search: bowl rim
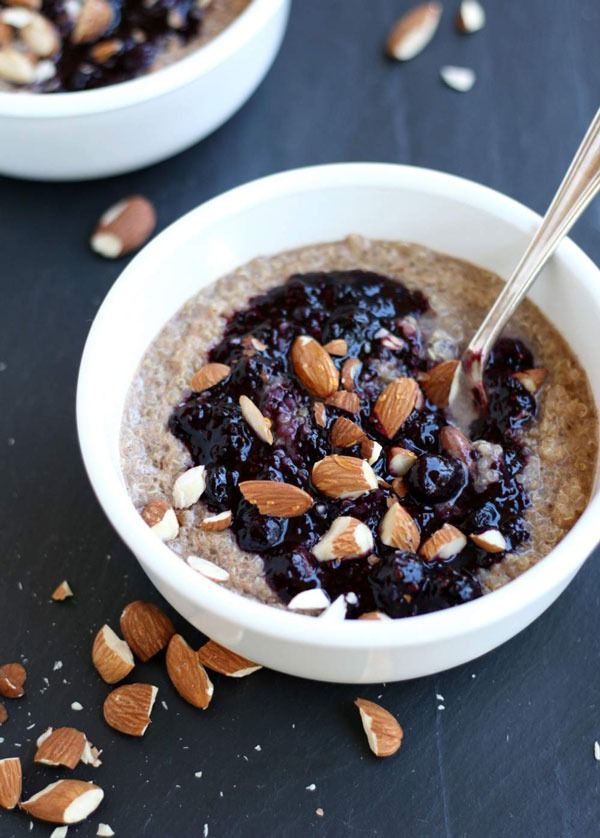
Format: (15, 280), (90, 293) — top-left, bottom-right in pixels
(0, 0), (284, 119)
(77, 162), (600, 650)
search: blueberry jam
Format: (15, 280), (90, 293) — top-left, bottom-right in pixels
(169, 271), (540, 619)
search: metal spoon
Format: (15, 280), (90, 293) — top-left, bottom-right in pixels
(449, 107), (600, 432)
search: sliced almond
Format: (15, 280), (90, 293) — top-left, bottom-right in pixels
(420, 523), (466, 560)
(199, 510), (232, 532)
(323, 338), (348, 356)
(196, 640), (261, 677)
(166, 634), (214, 710)
(0, 757), (21, 810)
(313, 401), (327, 428)
(291, 335), (339, 398)
(372, 377), (419, 439)
(172, 464), (206, 509)
(141, 500), (179, 541)
(330, 416), (365, 448)
(239, 395), (273, 445)
(440, 65), (476, 93)
(456, 0), (485, 33)
(386, 1), (442, 62)
(21, 779), (103, 824)
(439, 425), (474, 466)
(422, 360), (459, 407)
(379, 503), (420, 551)
(120, 601), (175, 662)
(287, 588), (331, 612)
(312, 455), (378, 499)
(358, 611), (392, 622)
(71, 0), (113, 44)
(34, 727), (86, 770)
(391, 477), (408, 498)
(360, 437), (382, 465)
(92, 624), (135, 684)
(239, 480), (313, 517)
(355, 698), (403, 757)
(388, 446), (417, 476)
(312, 516), (374, 562)
(0, 663), (26, 698)
(341, 357), (361, 391)
(470, 529), (507, 553)
(51, 580), (73, 601)
(325, 390), (361, 414)
(513, 368), (547, 394)
(0, 47), (35, 84)
(90, 195), (155, 258)
(0, 703), (7, 724)
(21, 11), (59, 56)
(190, 362), (231, 392)
(186, 555), (230, 582)
(103, 683), (157, 737)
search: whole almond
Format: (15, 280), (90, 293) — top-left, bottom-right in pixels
(51, 580), (73, 601)
(20, 779), (104, 824)
(239, 480), (313, 517)
(355, 698), (403, 757)
(239, 395), (273, 444)
(120, 601), (175, 662)
(312, 516), (374, 562)
(422, 360), (459, 407)
(200, 510), (232, 532)
(341, 357), (361, 391)
(0, 757), (21, 810)
(323, 338), (348, 356)
(420, 523), (466, 561)
(291, 335), (339, 398)
(190, 362), (231, 392)
(330, 416), (365, 448)
(103, 683), (157, 737)
(513, 368), (547, 394)
(34, 727), (86, 770)
(386, 2), (442, 62)
(379, 503), (420, 551)
(92, 624), (135, 684)
(372, 377), (419, 439)
(71, 0), (113, 44)
(391, 477), (408, 498)
(165, 634), (214, 709)
(325, 390), (360, 414)
(197, 640), (261, 677)
(90, 195), (156, 258)
(312, 455), (378, 499)
(0, 663), (26, 698)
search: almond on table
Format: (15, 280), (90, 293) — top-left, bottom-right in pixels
(196, 640), (261, 678)
(119, 601), (175, 662)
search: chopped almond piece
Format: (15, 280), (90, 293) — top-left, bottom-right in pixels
(92, 624), (135, 684)
(103, 683), (157, 737)
(200, 510), (232, 532)
(291, 335), (339, 398)
(165, 634), (214, 709)
(388, 446), (417, 476)
(341, 357), (361, 391)
(120, 601), (175, 662)
(51, 580), (73, 601)
(312, 516), (374, 562)
(355, 699), (403, 757)
(312, 455), (378, 500)
(172, 464), (206, 508)
(379, 503), (420, 551)
(513, 368), (547, 394)
(20, 779), (103, 824)
(360, 437), (382, 465)
(34, 727), (86, 770)
(0, 663), (26, 699)
(373, 378), (419, 438)
(421, 360), (459, 407)
(325, 390), (360, 414)
(239, 395), (273, 444)
(239, 480), (313, 517)
(323, 338), (348, 356)
(0, 703), (7, 724)
(313, 401), (327, 428)
(0, 757), (21, 810)
(190, 362), (230, 393)
(470, 529), (507, 553)
(420, 524), (466, 561)
(196, 640), (261, 677)
(330, 416), (365, 448)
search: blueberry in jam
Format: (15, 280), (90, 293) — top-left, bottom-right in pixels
(168, 271), (541, 619)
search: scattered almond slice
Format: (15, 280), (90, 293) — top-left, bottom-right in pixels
(103, 683), (157, 737)
(386, 1), (442, 62)
(287, 588), (331, 612)
(239, 395), (273, 445)
(97, 824), (115, 837)
(421, 360), (459, 407)
(190, 362), (231, 393)
(92, 624), (135, 684)
(20, 779), (104, 825)
(312, 455), (378, 499)
(323, 338), (348, 356)
(470, 529), (507, 553)
(172, 464), (206, 509)
(373, 377), (419, 438)
(0, 757), (21, 810)
(291, 335), (339, 398)
(355, 698), (403, 757)
(120, 601), (175, 662)
(166, 635), (214, 710)
(513, 368), (547, 393)
(440, 65), (476, 92)
(341, 357), (361, 391)
(199, 510), (232, 532)
(388, 446), (417, 476)
(90, 194), (154, 257)
(0, 663), (26, 698)
(313, 401), (327, 428)
(51, 580), (73, 601)
(312, 516), (374, 562)
(34, 728), (86, 770)
(360, 438), (382, 465)
(456, 0), (485, 33)
(358, 611), (392, 622)
(80, 739), (102, 769)
(140, 500), (179, 541)
(420, 523), (466, 560)
(239, 480), (313, 517)
(186, 556), (230, 582)
(196, 640), (261, 677)
(330, 416), (365, 448)
(0, 702), (7, 724)
(325, 390), (361, 414)
(379, 503), (420, 551)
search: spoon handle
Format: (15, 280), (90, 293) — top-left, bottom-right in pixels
(463, 107), (600, 377)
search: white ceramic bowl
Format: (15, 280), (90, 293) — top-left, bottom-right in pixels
(0, 0), (290, 181)
(77, 163), (600, 683)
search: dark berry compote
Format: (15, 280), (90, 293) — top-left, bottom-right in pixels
(169, 270), (547, 620)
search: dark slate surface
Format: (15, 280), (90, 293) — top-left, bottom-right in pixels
(1, 1), (599, 835)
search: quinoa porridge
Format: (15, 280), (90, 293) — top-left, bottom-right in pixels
(121, 236), (598, 619)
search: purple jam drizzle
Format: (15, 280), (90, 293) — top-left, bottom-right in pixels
(169, 271), (538, 618)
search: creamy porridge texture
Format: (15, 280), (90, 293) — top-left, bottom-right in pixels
(121, 236), (598, 617)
